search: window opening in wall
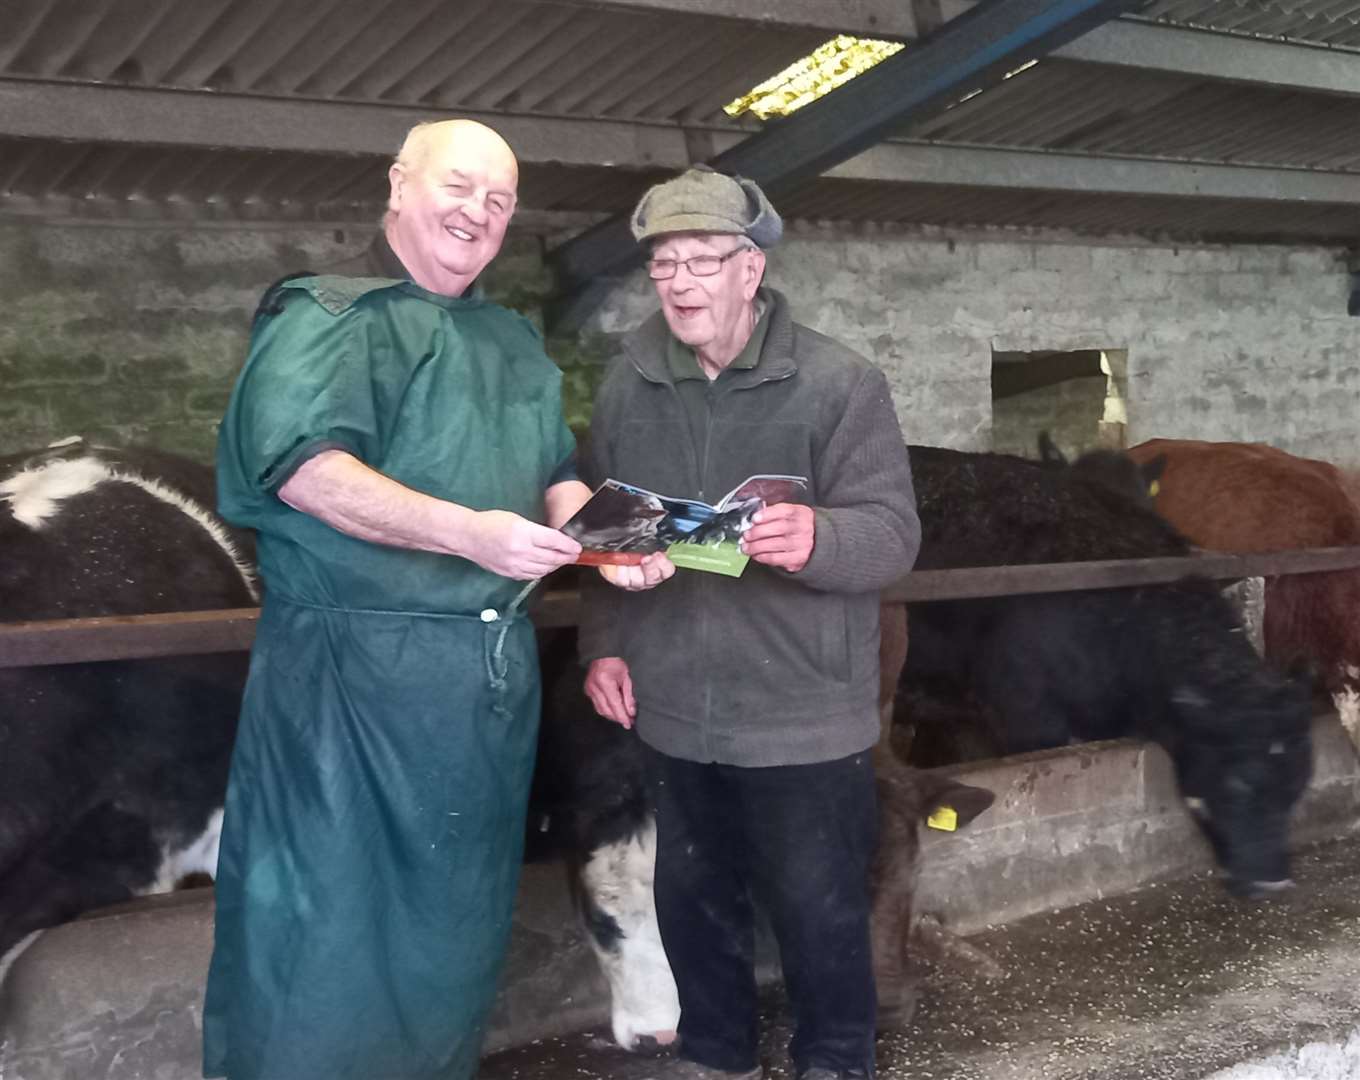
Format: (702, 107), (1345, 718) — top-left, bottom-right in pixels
(990, 348), (1129, 460)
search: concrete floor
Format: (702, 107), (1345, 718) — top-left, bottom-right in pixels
(479, 834), (1360, 1080)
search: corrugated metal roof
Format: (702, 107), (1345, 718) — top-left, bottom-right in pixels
(1139, 0), (1360, 48)
(908, 57), (1360, 171)
(0, 137), (372, 211)
(0, 0), (821, 127)
(0, 135), (666, 221)
(2, 0), (1360, 243)
(778, 176), (1360, 241)
(6, 135), (1357, 245)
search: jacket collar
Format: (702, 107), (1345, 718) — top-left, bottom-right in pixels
(624, 286), (797, 386)
(328, 231), (486, 298)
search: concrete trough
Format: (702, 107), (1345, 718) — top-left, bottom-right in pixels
(3, 713), (1357, 1080)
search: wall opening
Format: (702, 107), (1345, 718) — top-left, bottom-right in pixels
(990, 348), (1129, 460)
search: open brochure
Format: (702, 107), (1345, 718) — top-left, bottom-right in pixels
(561, 474), (809, 577)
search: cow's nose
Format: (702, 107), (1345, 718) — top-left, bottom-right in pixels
(630, 1031), (677, 1055)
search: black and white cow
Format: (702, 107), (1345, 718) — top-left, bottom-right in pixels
(533, 617), (996, 1049)
(0, 439), (995, 1053)
(532, 622), (679, 1051)
(896, 445), (1314, 898)
(0, 438), (256, 963)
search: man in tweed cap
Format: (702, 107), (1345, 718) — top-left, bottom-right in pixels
(580, 165), (921, 1080)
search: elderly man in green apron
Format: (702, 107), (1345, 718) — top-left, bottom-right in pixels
(203, 120), (613, 1080)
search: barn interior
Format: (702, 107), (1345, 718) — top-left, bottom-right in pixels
(3, 0), (1360, 1077)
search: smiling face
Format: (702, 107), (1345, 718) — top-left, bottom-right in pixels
(385, 120), (518, 296)
(650, 232), (764, 373)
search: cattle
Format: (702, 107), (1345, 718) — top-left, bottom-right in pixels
(1037, 430), (1166, 510)
(1, 440), (995, 1058)
(1127, 439), (1360, 713)
(896, 445), (1314, 899)
(534, 618), (996, 1048)
(0, 437), (256, 964)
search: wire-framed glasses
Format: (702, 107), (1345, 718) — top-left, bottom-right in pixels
(646, 246), (752, 280)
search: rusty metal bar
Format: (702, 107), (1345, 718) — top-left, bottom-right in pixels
(4, 546), (1360, 669)
(881, 546), (1360, 603)
(0, 608), (262, 669)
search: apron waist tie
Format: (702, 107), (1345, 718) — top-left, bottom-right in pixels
(484, 578), (541, 718)
(272, 578), (543, 722)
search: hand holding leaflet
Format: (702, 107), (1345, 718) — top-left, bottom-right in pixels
(560, 474), (808, 577)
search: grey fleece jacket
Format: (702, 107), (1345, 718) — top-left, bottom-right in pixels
(578, 288), (921, 766)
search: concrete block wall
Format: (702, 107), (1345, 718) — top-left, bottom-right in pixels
(0, 222), (582, 463)
(0, 223), (372, 462)
(591, 226), (1360, 463)
(3, 217), (1357, 467)
(916, 714), (1360, 934)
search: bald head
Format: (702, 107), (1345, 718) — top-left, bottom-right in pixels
(385, 119), (519, 296)
(393, 119), (519, 185)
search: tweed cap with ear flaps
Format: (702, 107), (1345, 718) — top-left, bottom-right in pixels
(630, 164), (783, 248)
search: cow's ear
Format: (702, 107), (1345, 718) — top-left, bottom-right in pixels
(1141, 454), (1168, 489)
(1037, 431), (1067, 467)
(921, 777), (995, 830)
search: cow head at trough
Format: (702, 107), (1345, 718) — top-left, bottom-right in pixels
(870, 760), (995, 1029)
(903, 444), (1315, 904)
(1161, 632), (1314, 898)
(536, 612), (998, 1053)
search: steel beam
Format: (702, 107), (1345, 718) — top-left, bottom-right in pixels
(0, 77), (706, 169)
(0, 192), (607, 232)
(549, 0), (919, 37)
(6, 82), (1357, 215)
(550, 0), (1147, 300)
(833, 140), (1360, 203)
(1054, 19), (1360, 96)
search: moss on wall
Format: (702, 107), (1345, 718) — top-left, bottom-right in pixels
(0, 222), (616, 464)
(0, 222), (361, 463)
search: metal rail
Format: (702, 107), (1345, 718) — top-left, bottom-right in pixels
(4, 545), (1359, 670)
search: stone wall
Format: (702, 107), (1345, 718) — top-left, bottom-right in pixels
(0, 221), (598, 463)
(0, 222), (367, 463)
(592, 224), (1360, 464)
(3, 218), (1357, 467)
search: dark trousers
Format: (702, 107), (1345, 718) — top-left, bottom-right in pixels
(643, 745), (878, 1077)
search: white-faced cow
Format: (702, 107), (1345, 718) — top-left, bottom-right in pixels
(533, 619), (995, 1050)
(896, 445), (1314, 900)
(0, 438), (256, 964)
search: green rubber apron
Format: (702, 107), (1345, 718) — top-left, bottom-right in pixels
(205, 277), (575, 1080)
(203, 590), (538, 1080)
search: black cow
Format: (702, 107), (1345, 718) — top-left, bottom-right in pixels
(530, 619), (679, 1051)
(0, 438), (256, 963)
(1036, 430), (1166, 509)
(897, 445), (1314, 898)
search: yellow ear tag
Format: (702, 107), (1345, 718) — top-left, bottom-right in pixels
(1149, 480), (1161, 497)
(927, 805), (958, 832)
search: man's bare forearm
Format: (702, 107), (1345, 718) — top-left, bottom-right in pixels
(278, 450), (479, 556)
(545, 480), (592, 529)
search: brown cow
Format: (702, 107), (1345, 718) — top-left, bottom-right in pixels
(1127, 439), (1360, 716)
